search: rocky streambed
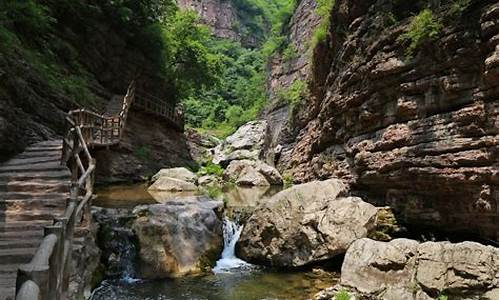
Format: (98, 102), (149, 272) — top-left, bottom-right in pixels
(86, 121), (498, 300)
(89, 183), (339, 300)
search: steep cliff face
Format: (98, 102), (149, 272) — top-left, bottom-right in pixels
(94, 109), (194, 184)
(0, 2), (195, 176)
(177, 0), (239, 41)
(0, 3), (170, 161)
(263, 0), (320, 165)
(272, 0), (499, 239)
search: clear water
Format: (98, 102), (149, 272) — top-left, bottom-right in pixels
(91, 269), (337, 300)
(92, 183), (338, 300)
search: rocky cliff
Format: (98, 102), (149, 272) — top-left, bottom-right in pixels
(263, 0), (321, 164)
(267, 0), (499, 240)
(177, 0), (239, 41)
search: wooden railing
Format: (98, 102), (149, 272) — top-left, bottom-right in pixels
(134, 90), (184, 131)
(14, 82), (136, 300)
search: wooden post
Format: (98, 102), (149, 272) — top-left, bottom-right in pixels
(45, 224), (63, 300)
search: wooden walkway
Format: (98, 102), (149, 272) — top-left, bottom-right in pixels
(0, 140), (69, 300)
(1, 81), (183, 300)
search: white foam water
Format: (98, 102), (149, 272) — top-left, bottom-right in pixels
(213, 217), (252, 273)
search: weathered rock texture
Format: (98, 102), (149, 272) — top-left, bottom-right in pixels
(69, 224), (102, 299)
(151, 167), (197, 183)
(132, 198), (223, 278)
(94, 109), (194, 184)
(185, 128), (220, 163)
(263, 0), (321, 165)
(269, 0), (499, 240)
(341, 238), (499, 299)
(177, 0), (239, 41)
(237, 179), (379, 267)
(224, 159), (283, 186)
(213, 120), (268, 166)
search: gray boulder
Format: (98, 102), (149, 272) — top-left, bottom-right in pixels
(151, 167), (197, 183)
(236, 179), (378, 267)
(132, 197), (223, 278)
(148, 177), (198, 192)
(224, 159), (283, 186)
(213, 120), (267, 166)
(341, 238), (499, 299)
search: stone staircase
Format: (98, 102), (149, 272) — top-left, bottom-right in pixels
(0, 140), (70, 300)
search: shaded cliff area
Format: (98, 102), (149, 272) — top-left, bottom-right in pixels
(0, 1), (195, 180)
(266, 0), (499, 240)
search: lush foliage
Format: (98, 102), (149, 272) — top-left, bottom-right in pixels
(182, 38), (266, 137)
(334, 289), (351, 300)
(197, 162), (224, 177)
(0, 0), (223, 109)
(399, 9), (442, 56)
(450, 0), (471, 15)
(277, 79), (308, 106)
(311, 0), (336, 47)
(231, 0), (296, 45)
(0, 0), (298, 138)
(159, 10), (223, 99)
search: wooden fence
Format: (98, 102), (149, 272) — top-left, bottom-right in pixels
(14, 80), (182, 300)
(14, 82), (136, 300)
(134, 90), (184, 131)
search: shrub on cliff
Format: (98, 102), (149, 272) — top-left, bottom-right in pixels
(399, 9), (442, 56)
(311, 0), (336, 48)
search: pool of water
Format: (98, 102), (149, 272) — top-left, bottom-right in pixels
(94, 183), (282, 210)
(91, 269), (338, 300)
(92, 183), (337, 300)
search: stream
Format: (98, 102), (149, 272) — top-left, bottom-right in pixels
(90, 184), (339, 300)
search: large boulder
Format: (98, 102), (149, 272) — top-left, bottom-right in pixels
(236, 179), (378, 267)
(148, 177), (198, 192)
(132, 197), (223, 278)
(151, 167), (197, 183)
(224, 160), (283, 186)
(341, 238), (499, 299)
(213, 120), (267, 166)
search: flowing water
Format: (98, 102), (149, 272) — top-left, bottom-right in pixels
(212, 218), (252, 273)
(91, 184), (339, 300)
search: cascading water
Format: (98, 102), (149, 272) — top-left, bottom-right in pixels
(212, 217), (252, 273)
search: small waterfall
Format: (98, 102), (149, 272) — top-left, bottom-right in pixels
(213, 217), (251, 273)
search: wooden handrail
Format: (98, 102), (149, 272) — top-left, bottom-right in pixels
(15, 81), (137, 300)
(134, 90), (184, 131)
(14, 79), (184, 299)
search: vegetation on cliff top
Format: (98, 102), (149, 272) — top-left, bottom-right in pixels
(0, 0), (223, 107)
(182, 0), (297, 137)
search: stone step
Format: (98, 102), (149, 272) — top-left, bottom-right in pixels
(0, 170), (70, 181)
(0, 161), (66, 173)
(0, 264), (18, 274)
(0, 287), (15, 300)
(0, 191), (68, 201)
(2, 155), (62, 167)
(15, 150), (62, 159)
(0, 197), (66, 211)
(0, 221), (52, 233)
(29, 140), (62, 147)
(0, 239), (42, 250)
(0, 180), (70, 193)
(0, 211), (62, 222)
(24, 144), (62, 151)
(0, 248), (37, 264)
(0, 230), (43, 241)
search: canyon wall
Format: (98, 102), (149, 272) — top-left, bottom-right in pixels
(263, 0), (320, 165)
(177, 0), (239, 41)
(268, 0), (499, 240)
